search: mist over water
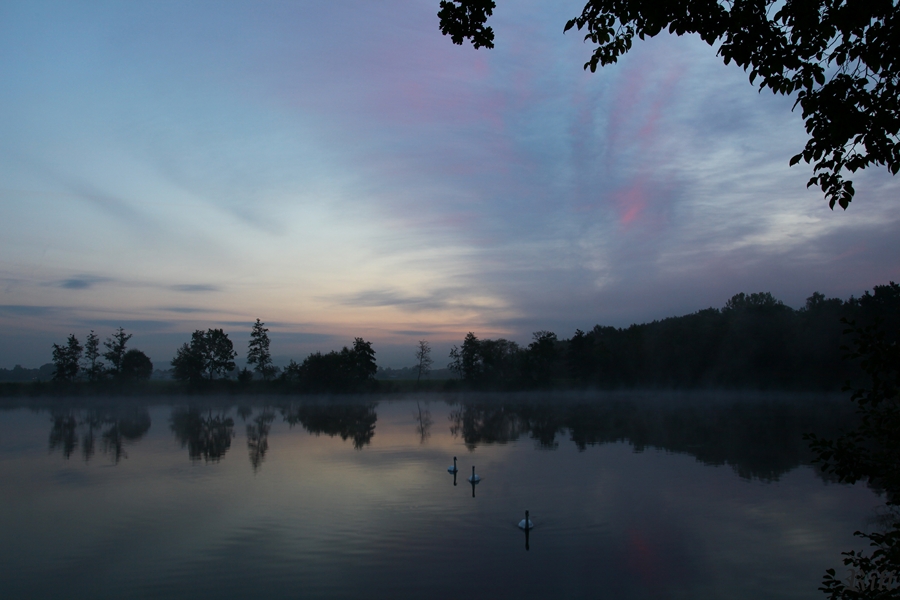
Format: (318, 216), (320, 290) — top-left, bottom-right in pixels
(0, 392), (882, 599)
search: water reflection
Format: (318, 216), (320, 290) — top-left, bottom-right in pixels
(448, 397), (852, 481)
(246, 409), (275, 471)
(48, 407), (151, 463)
(170, 407), (235, 462)
(281, 401), (377, 450)
(413, 400), (432, 443)
(48, 412), (77, 458)
(37, 395), (853, 482)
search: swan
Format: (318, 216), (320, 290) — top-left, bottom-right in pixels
(518, 510), (533, 530)
(468, 465), (481, 483)
(448, 456), (458, 474)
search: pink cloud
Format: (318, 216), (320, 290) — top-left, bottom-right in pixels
(613, 178), (649, 226)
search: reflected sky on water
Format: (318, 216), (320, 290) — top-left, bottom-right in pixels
(0, 393), (885, 599)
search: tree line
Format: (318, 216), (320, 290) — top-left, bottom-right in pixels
(48, 318), (380, 393)
(44, 282), (898, 393)
(448, 283), (900, 391)
(49, 327), (153, 383)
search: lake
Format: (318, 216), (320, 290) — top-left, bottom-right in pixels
(0, 392), (884, 599)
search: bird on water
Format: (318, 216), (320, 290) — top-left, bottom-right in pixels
(468, 466), (481, 483)
(518, 510), (533, 530)
(448, 456), (458, 474)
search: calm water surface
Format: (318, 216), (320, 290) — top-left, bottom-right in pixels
(0, 393), (884, 599)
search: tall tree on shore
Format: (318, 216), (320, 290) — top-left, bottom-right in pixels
(247, 319), (276, 381)
(82, 330), (105, 382)
(415, 340), (433, 384)
(171, 336), (206, 383)
(449, 332), (483, 382)
(438, 0), (900, 209)
(351, 338), (377, 383)
(205, 329), (237, 379)
(121, 349), (153, 381)
(171, 329), (237, 382)
(103, 327), (132, 379)
(52, 334), (82, 382)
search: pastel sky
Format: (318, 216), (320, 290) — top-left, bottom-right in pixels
(2, 0), (898, 369)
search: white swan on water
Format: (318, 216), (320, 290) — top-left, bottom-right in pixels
(518, 510), (533, 530)
(468, 466), (481, 483)
(448, 456), (458, 474)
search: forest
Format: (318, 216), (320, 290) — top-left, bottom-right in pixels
(3, 282), (897, 395)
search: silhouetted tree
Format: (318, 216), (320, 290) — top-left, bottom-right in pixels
(415, 340), (433, 384)
(449, 332), (482, 382)
(526, 330), (558, 387)
(82, 330), (104, 382)
(171, 329), (237, 382)
(51, 334), (82, 382)
(103, 327), (132, 379)
(171, 338), (206, 383)
(247, 319), (276, 381)
(438, 0), (900, 209)
(351, 338), (377, 383)
(806, 312), (900, 599)
(282, 338), (377, 393)
(567, 329), (594, 384)
(121, 349), (153, 381)
(205, 328), (237, 379)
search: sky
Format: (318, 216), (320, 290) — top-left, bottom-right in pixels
(1, 0), (898, 370)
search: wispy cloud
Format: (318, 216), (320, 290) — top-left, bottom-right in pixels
(56, 275), (114, 290)
(0, 305), (56, 317)
(170, 284), (219, 293)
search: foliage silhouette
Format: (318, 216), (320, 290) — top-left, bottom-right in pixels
(438, 0), (900, 209)
(444, 283), (898, 392)
(247, 319), (277, 381)
(121, 349), (153, 382)
(280, 338), (378, 393)
(103, 327), (132, 379)
(171, 329), (237, 382)
(807, 316), (900, 598)
(82, 330), (104, 382)
(51, 334), (82, 382)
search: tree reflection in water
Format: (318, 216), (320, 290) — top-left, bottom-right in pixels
(281, 402), (377, 450)
(48, 412), (78, 458)
(246, 409), (275, 471)
(40, 395), (854, 482)
(413, 400), (432, 443)
(48, 408), (151, 463)
(169, 407), (235, 462)
(449, 396), (854, 481)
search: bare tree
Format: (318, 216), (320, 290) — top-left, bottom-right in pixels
(415, 340), (433, 384)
